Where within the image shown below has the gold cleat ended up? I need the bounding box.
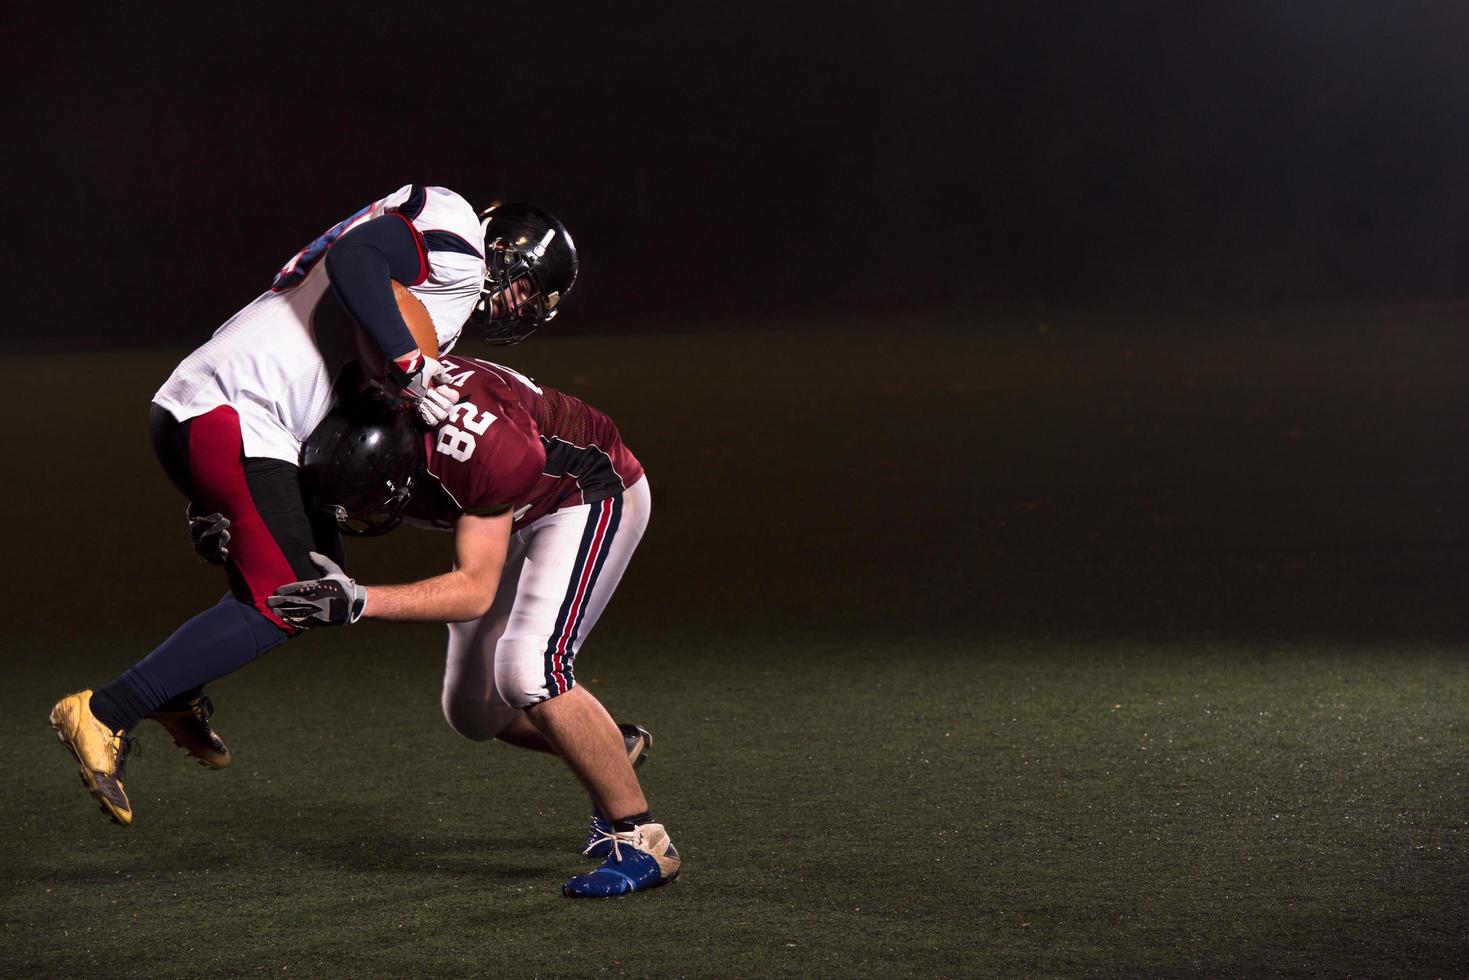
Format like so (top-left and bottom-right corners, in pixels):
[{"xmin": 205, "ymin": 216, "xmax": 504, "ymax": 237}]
[
  {"xmin": 148, "ymin": 695, "xmax": 231, "ymax": 769},
  {"xmin": 49, "ymin": 689, "xmax": 135, "ymax": 826}
]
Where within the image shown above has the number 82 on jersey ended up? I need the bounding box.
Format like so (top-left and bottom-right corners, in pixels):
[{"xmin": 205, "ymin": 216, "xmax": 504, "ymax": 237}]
[{"xmin": 435, "ymin": 402, "xmax": 497, "ymax": 462}]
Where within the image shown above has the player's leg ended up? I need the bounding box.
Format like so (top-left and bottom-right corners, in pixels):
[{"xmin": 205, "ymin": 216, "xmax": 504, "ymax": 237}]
[
  {"xmin": 137, "ymin": 407, "xmax": 238, "ymax": 768},
  {"xmin": 145, "ymin": 483, "xmax": 343, "ymax": 768},
  {"xmin": 442, "ymin": 535, "xmax": 530, "ymax": 743},
  {"xmin": 491, "ymin": 714, "xmax": 651, "ymax": 771},
  {"xmin": 491, "ymin": 479, "xmax": 677, "ymax": 895},
  {"xmin": 527, "ymin": 686, "xmax": 648, "ymax": 817},
  {"xmin": 51, "ymin": 405, "xmax": 322, "ymax": 824},
  {"xmin": 140, "ymin": 455, "xmax": 342, "ymax": 769},
  {"xmin": 492, "ymin": 488, "xmax": 651, "ymax": 804},
  {"xmin": 442, "ymin": 535, "xmax": 649, "ymax": 762},
  {"xmin": 90, "ymin": 407, "xmax": 327, "ymax": 727},
  {"xmin": 490, "ymin": 713, "xmax": 555, "ymax": 753},
  {"xmin": 517, "ymin": 479, "xmax": 655, "ymax": 813},
  {"xmin": 440, "ymin": 487, "xmax": 660, "ymax": 867}
]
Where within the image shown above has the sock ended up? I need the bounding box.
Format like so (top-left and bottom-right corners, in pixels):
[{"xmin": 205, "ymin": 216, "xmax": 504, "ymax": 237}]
[
  {"xmin": 90, "ymin": 596, "xmax": 289, "ymax": 732},
  {"xmin": 89, "ymin": 679, "xmax": 151, "ymax": 735},
  {"xmin": 611, "ymin": 810, "xmax": 654, "ymax": 833},
  {"xmin": 156, "ymin": 686, "xmax": 206, "ymax": 712}
]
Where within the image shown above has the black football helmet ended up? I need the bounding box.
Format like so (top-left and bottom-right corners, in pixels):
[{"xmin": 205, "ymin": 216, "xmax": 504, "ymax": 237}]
[
  {"xmin": 470, "ymin": 202, "xmax": 578, "ymax": 346},
  {"xmin": 300, "ymin": 396, "xmax": 424, "ymax": 537}
]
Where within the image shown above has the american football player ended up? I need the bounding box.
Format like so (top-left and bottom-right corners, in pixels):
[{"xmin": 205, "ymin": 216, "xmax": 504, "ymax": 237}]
[
  {"xmin": 49, "ymin": 189, "xmax": 578, "ymax": 828},
  {"xmin": 265, "ymin": 358, "xmax": 679, "ymax": 898}
]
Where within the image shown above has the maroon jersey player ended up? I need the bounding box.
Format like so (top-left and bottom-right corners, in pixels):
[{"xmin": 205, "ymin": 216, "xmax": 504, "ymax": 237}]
[
  {"xmin": 406, "ymin": 356, "xmax": 645, "ymax": 532},
  {"xmin": 267, "ymin": 355, "xmax": 678, "ymax": 898}
]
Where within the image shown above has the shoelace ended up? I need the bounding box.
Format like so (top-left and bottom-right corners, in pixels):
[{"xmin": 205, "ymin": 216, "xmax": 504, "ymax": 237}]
[
  {"xmin": 582, "ymin": 828, "xmax": 639, "ymax": 861},
  {"xmin": 194, "ymin": 696, "xmax": 215, "ymax": 723},
  {"xmin": 115, "ymin": 734, "xmax": 141, "ymax": 779}
]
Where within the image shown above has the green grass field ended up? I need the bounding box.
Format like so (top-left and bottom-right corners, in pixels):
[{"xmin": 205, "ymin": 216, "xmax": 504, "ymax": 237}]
[{"xmin": 2, "ymin": 315, "xmax": 1466, "ymax": 976}]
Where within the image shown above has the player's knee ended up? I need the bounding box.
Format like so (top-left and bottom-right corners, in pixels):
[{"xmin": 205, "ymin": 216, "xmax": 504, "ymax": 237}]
[
  {"xmin": 440, "ymin": 693, "xmax": 507, "ymax": 742},
  {"xmin": 494, "ymin": 656, "xmax": 570, "ymax": 710},
  {"xmin": 231, "ymin": 596, "xmax": 293, "ymax": 651}
]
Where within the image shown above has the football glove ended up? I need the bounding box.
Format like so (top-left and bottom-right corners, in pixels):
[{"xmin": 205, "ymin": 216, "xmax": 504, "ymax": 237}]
[
  {"xmin": 266, "ymin": 552, "xmax": 367, "ymax": 627},
  {"xmin": 389, "ymin": 352, "xmax": 461, "ymax": 427},
  {"xmin": 187, "ymin": 506, "xmax": 231, "ymax": 565}
]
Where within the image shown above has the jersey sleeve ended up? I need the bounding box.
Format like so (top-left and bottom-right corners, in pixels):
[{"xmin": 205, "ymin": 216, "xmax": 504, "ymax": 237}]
[
  {"xmin": 322, "ymin": 214, "xmax": 428, "ymax": 360},
  {"xmin": 391, "ymin": 186, "xmax": 487, "ymax": 356}
]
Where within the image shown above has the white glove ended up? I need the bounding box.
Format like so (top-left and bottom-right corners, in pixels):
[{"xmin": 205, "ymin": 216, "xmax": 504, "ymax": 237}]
[
  {"xmin": 389, "ymin": 353, "xmax": 461, "ymax": 427},
  {"xmin": 416, "ymin": 371, "xmax": 462, "ymax": 426},
  {"xmin": 266, "ymin": 552, "xmax": 368, "ymax": 627}
]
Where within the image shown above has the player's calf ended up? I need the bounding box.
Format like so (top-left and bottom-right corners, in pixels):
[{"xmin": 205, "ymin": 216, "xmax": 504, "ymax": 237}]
[{"xmin": 583, "ymin": 723, "xmax": 654, "ymax": 857}]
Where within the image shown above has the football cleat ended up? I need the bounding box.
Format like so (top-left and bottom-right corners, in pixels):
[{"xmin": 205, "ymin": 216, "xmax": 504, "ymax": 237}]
[
  {"xmin": 619, "ymin": 722, "xmax": 652, "ymax": 769},
  {"xmin": 583, "ymin": 723, "xmax": 654, "ymax": 857},
  {"xmin": 564, "ymin": 822, "xmax": 681, "ymax": 898},
  {"xmin": 148, "ymin": 695, "xmax": 231, "ymax": 769},
  {"xmin": 49, "ymin": 689, "xmax": 136, "ymax": 826}
]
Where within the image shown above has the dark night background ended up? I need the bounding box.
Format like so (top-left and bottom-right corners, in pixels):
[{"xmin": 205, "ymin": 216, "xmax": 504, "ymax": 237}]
[
  {"xmin": 4, "ymin": 4, "xmax": 1469, "ymax": 975},
  {"xmin": 3, "ymin": 1, "xmax": 1467, "ymax": 347}
]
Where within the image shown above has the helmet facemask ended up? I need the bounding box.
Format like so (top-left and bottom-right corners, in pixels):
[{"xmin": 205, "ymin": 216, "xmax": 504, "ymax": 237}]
[
  {"xmin": 476, "ymin": 229, "xmax": 563, "ymax": 346},
  {"xmin": 471, "ymin": 204, "xmax": 576, "ymax": 346},
  {"xmin": 325, "ymin": 463, "xmax": 415, "ymax": 537}
]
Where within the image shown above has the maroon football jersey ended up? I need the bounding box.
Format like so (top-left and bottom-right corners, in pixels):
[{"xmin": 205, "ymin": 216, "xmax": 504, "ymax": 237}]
[{"xmin": 404, "ymin": 356, "xmax": 644, "ymax": 530}]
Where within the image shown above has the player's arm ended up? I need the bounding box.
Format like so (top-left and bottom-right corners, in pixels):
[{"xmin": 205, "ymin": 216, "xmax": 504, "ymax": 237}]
[
  {"xmin": 323, "ymin": 214, "xmax": 425, "ymax": 361},
  {"xmin": 361, "ymin": 509, "xmax": 513, "ymax": 623},
  {"xmin": 324, "ymin": 215, "xmax": 458, "ymax": 422},
  {"xmin": 266, "ymin": 509, "xmax": 513, "ymax": 627}
]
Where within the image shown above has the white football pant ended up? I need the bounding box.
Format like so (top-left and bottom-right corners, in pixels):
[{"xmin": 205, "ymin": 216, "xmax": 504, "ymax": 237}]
[{"xmin": 441, "ymin": 476, "xmax": 650, "ymax": 740}]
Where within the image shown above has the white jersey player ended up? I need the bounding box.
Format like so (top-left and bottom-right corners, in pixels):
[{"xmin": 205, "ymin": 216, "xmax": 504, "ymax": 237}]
[
  {"xmin": 154, "ymin": 183, "xmax": 486, "ymax": 463},
  {"xmin": 48, "ymin": 191, "xmax": 578, "ymax": 834}
]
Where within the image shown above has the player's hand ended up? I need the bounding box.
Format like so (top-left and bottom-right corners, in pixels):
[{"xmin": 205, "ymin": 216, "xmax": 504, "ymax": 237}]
[
  {"xmin": 415, "ymin": 374, "xmax": 462, "ymax": 426},
  {"xmin": 389, "ymin": 352, "xmax": 462, "ymax": 427},
  {"xmin": 187, "ymin": 506, "xmax": 231, "ymax": 565},
  {"xmin": 266, "ymin": 552, "xmax": 367, "ymax": 627}
]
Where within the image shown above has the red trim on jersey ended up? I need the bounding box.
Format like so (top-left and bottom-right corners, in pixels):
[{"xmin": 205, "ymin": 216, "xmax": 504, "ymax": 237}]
[
  {"xmin": 548, "ymin": 498, "xmax": 614, "ymax": 692},
  {"xmin": 185, "ymin": 406, "xmax": 301, "ymax": 632},
  {"xmin": 386, "ymin": 210, "xmax": 430, "ymax": 285}
]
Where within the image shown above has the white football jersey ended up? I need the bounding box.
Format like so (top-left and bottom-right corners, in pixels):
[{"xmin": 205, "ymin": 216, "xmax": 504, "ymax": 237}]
[{"xmin": 153, "ymin": 184, "xmax": 486, "ymax": 464}]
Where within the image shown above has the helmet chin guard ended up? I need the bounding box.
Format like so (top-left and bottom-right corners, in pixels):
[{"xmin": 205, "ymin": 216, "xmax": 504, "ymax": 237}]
[
  {"xmin": 472, "ymin": 203, "xmax": 578, "ymax": 346},
  {"xmin": 325, "ymin": 479, "xmax": 412, "ymax": 537}
]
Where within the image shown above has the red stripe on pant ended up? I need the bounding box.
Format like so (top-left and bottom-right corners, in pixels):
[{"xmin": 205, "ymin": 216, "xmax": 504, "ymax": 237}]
[
  {"xmin": 186, "ymin": 406, "xmax": 301, "ymax": 632},
  {"xmin": 549, "ymin": 499, "xmax": 614, "ymax": 694}
]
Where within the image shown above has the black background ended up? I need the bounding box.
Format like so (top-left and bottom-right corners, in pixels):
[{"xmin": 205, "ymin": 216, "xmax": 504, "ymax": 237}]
[
  {"xmin": 4, "ymin": 1, "xmax": 1467, "ymax": 348},
  {"xmin": 3, "ymin": 10, "xmax": 1467, "ymax": 971}
]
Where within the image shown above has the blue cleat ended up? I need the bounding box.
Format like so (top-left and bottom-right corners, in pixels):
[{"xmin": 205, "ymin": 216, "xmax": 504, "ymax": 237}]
[
  {"xmin": 583, "ymin": 723, "xmax": 653, "ymax": 858},
  {"xmin": 564, "ymin": 822, "xmax": 681, "ymax": 897},
  {"xmin": 584, "ymin": 810, "xmax": 616, "ymax": 855}
]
